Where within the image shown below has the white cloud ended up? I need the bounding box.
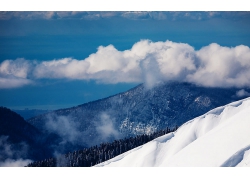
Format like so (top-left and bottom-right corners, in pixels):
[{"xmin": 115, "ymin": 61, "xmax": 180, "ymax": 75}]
[
  {"xmin": 0, "ymin": 76, "xmax": 33, "ymax": 89},
  {"xmin": 1, "ymin": 12, "xmax": 250, "ymax": 21},
  {"xmin": 1, "ymin": 40, "xmax": 250, "ymax": 89},
  {"xmin": 0, "ymin": 136, "xmax": 32, "ymax": 167},
  {"xmin": 0, "ymin": 58, "xmax": 32, "ymax": 78},
  {"xmin": 95, "ymin": 112, "xmax": 121, "ymax": 141},
  {"xmin": 0, "ymin": 158, "xmax": 32, "ymax": 167},
  {"xmin": 0, "ymin": 58, "xmax": 33, "ymax": 88},
  {"xmin": 121, "ymin": 11, "xmax": 151, "ymax": 20},
  {"xmin": 187, "ymin": 43, "xmax": 250, "ymax": 87},
  {"xmin": 45, "ymin": 114, "xmax": 81, "ymax": 144}
]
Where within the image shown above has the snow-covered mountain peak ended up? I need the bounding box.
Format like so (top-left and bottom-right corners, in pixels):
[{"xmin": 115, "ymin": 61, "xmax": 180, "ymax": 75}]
[{"xmin": 96, "ymin": 97, "xmax": 250, "ymax": 167}]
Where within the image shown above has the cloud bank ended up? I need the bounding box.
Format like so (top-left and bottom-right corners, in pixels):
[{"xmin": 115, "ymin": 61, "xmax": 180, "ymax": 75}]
[
  {"xmin": 1, "ymin": 40, "xmax": 250, "ymax": 89},
  {"xmin": 1, "ymin": 11, "xmax": 250, "ymax": 21}
]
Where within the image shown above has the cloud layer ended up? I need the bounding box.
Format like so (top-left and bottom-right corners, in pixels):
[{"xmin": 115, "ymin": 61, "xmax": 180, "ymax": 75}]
[
  {"xmin": 1, "ymin": 11, "xmax": 250, "ymax": 21},
  {"xmin": 1, "ymin": 40, "xmax": 250, "ymax": 89}
]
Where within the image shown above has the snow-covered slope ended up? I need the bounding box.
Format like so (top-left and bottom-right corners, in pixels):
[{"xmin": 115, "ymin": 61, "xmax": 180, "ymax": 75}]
[{"xmin": 96, "ymin": 97, "xmax": 250, "ymax": 167}]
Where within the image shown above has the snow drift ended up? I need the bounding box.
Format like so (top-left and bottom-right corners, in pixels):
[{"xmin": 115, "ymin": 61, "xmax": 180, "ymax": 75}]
[{"xmin": 96, "ymin": 97, "xmax": 250, "ymax": 167}]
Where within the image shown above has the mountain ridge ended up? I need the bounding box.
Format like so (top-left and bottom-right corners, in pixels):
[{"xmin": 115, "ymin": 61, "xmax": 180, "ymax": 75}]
[
  {"xmin": 0, "ymin": 107, "xmax": 53, "ymax": 162},
  {"xmin": 27, "ymin": 81, "xmax": 249, "ymax": 149}
]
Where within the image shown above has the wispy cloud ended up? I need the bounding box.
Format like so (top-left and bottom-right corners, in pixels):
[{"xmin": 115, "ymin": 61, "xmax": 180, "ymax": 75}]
[
  {"xmin": 0, "ymin": 158, "xmax": 32, "ymax": 167},
  {"xmin": 0, "ymin": 76, "xmax": 33, "ymax": 89},
  {"xmin": 0, "ymin": 136, "xmax": 32, "ymax": 167},
  {"xmin": 95, "ymin": 112, "xmax": 121, "ymax": 141},
  {"xmin": 235, "ymin": 89, "xmax": 250, "ymax": 98},
  {"xmin": 1, "ymin": 11, "xmax": 250, "ymax": 21},
  {"xmin": 1, "ymin": 40, "xmax": 250, "ymax": 89},
  {"xmin": 43, "ymin": 112, "xmax": 121, "ymax": 148},
  {"xmin": 43, "ymin": 113, "xmax": 88, "ymax": 155},
  {"xmin": 45, "ymin": 113, "xmax": 81, "ymax": 144}
]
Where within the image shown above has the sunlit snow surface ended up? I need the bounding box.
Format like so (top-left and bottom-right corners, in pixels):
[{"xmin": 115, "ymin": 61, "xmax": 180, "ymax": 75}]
[{"xmin": 96, "ymin": 97, "xmax": 250, "ymax": 167}]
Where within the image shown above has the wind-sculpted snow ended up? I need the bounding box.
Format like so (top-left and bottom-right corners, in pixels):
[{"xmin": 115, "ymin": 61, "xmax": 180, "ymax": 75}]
[
  {"xmin": 236, "ymin": 149, "xmax": 250, "ymax": 167},
  {"xmin": 27, "ymin": 82, "xmax": 249, "ymax": 149},
  {"xmin": 96, "ymin": 97, "xmax": 250, "ymax": 167},
  {"xmin": 221, "ymin": 145, "xmax": 250, "ymax": 167}
]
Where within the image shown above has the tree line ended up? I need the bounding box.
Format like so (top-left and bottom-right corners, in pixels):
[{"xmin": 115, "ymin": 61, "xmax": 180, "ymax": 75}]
[{"xmin": 27, "ymin": 126, "xmax": 178, "ymax": 167}]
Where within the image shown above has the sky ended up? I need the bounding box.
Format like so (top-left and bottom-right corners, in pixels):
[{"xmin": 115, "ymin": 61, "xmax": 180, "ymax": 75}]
[{"xmin": 0, "ymin": 10, "xmax": 250, "ymax": 110}]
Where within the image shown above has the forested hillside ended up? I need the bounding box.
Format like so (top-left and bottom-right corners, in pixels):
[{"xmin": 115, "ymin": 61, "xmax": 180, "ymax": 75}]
[
  {"xmin": 0, "ymin": 107, "xmax": 53, "ymax": 161},
  {"xmin": 96, "ymin": 97, "xmax": 250, "ymax": 167},
  {"xmin": 0, "ymin": 107, "xmax": 86, "ymax": 164},
  {"xmin": 28, "ymin": 82, "xmax": 247, "ymax": 149},
  {"xmin": 27, "ymin": 126, "xmax": 177, "ymax": 167}
]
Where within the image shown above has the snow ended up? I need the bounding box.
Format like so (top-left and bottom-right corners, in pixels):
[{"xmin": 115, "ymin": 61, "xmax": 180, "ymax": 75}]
[
  {"xmin": 236, "ymin": 149, "xmax": 250, "ymax": 167},
  {"xmin": 95, "ymin": 97, "xmax": 250, "ymax": 167}
]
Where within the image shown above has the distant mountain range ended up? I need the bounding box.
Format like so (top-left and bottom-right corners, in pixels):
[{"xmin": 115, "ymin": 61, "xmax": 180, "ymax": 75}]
[
  {"xmin": 12, "ymin": 109, "xmax": 51, "ymax": 120},
  {"xmin": 27, "ymin": 82, "xmax": 249, "ymax": 148}
]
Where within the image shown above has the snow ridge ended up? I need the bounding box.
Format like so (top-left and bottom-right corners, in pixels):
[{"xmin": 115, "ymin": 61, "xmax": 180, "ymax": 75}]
[{"xmin": 96, "ymin": 97, "xmax": 250, "ymax": 167}]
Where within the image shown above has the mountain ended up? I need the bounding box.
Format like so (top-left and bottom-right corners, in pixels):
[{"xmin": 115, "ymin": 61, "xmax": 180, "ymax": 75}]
[
  {"xmin": 0, "ymin": 107, "xmax": 52, "ymax": 163},
  {"xmin": 12, "ymin": 109, "xmax": 51, "ymax": 120},
  {"xmin": 27, "ymin": 82, "xmax": 249, "ymax": 148},
  {"xmin": 0, "ymin": 107, "xmax": 87, "ymax": 166},
  {"xmin": 96, "ymin": 97, "xmax": 250, "ymax": 167}
]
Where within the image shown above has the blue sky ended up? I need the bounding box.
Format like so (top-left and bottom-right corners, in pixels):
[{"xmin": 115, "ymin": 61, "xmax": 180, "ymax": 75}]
[{"xmin": 0, "ymin": 11, "xmax": 250, "ymax": 110}]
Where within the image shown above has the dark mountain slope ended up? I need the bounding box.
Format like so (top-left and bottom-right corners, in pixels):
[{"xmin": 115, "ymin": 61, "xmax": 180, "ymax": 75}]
[
  {"xmin": 27, "ymin": 126, "xmax": 177, "ymax": 167},
  {"xmin": 0, "ymin": 107, "xmax": 86, "ymax": 162},
  {"xmin": 27, "ymin": 82, "xmax": 249, "ymax": 147},
  {"xmin": 12, "ymin": 109, "xmax": 51, "ymax": 120},
  {"xmin": 0, "ymin": 107, "xmax": 53, "ymax": 161}
]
